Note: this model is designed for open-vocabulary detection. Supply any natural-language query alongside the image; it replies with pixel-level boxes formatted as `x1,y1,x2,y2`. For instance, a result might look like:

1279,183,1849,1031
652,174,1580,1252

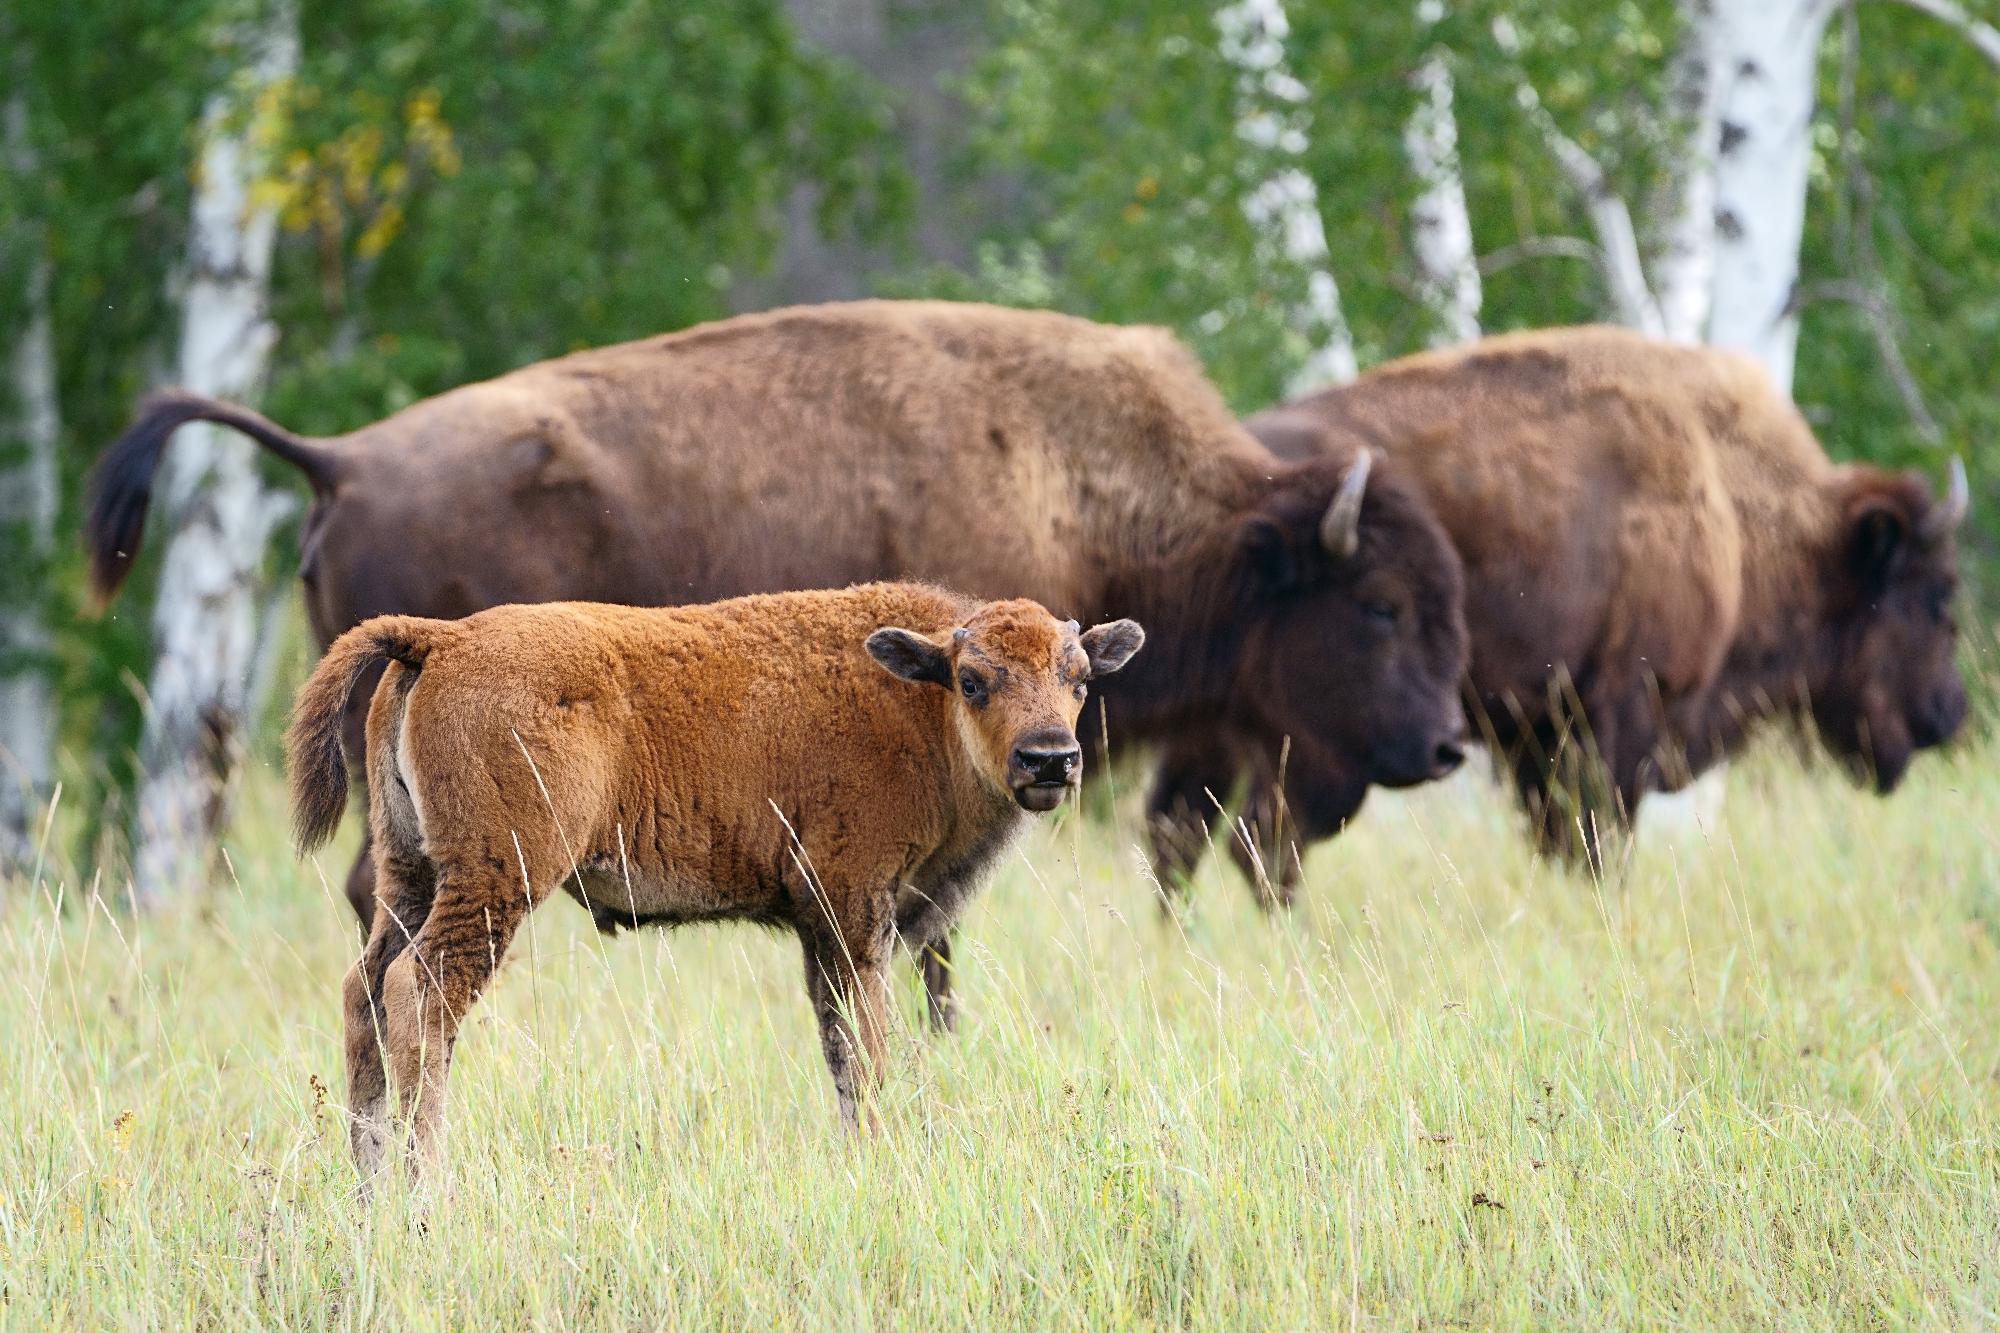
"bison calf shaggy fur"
286,583,1142,1179
1238,326,1970,872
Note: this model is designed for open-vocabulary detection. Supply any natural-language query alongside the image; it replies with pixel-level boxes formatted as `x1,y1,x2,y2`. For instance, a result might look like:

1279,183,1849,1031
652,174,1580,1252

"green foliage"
942,0,1997,587
0,0,912,849
1796,2,2000,590
934,0,1690,409
265,0,912,433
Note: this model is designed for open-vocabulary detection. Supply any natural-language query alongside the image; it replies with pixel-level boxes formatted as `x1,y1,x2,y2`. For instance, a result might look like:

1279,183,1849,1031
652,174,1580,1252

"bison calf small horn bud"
1319,448,1374,559
1921,454,1970,545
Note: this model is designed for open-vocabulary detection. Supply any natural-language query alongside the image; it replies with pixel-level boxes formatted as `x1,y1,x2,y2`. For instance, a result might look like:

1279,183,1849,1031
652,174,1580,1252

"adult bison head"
1813,456,1971,791
1229,448,1470,837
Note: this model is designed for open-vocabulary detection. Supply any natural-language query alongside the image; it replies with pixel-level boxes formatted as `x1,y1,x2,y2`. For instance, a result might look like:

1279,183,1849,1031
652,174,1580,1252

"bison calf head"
1815,456,1971,791
1233,449,1470,834
868,601,1145,811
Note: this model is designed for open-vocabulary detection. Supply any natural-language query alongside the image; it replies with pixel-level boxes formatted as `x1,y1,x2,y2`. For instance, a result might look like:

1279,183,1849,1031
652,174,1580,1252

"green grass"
3,734,1998,1329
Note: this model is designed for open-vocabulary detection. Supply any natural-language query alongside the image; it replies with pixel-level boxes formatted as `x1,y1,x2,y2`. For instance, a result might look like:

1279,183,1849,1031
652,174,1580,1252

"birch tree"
0,77,60,874
1650,0,1725,344
1217,0,1357,389
1404,0,1481,346
127,1,298,906
1704,0,1839,392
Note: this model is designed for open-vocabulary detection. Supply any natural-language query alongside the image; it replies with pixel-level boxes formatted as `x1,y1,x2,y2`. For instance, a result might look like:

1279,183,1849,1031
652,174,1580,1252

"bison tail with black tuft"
84,390,345,606
285,616,444,854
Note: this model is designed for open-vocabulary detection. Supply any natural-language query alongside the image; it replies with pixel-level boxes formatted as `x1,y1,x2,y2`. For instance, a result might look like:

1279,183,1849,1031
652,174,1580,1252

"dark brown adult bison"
88,300,1470,928
1165,325,1969,887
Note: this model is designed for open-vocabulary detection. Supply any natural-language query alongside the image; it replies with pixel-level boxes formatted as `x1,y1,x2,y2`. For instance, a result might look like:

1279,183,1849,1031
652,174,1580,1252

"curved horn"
1319,448,1374,559
1922,454,1969,543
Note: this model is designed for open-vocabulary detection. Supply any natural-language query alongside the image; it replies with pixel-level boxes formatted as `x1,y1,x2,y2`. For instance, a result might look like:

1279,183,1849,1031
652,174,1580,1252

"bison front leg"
800,921,894,1133
1509,691,1655,878
1145,734,1240,904
1227,769,1304,911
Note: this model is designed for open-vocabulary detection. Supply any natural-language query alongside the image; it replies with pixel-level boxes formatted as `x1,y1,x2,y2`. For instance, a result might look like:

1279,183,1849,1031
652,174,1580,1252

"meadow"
4,722,1997,1328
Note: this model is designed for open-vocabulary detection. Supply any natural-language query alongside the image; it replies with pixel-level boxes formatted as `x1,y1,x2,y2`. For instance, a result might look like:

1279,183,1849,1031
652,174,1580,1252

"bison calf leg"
344,846,437,1185
1145,737,1239,903
801,929,893,1133
920,936,956,1035
378,877,532,1179
343,828,379,940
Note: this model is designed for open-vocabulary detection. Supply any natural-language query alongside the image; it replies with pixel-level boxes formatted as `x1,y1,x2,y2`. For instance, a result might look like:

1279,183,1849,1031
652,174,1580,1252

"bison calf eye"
1362,598,1399,626
959,669,987,703
1072,683,1087,702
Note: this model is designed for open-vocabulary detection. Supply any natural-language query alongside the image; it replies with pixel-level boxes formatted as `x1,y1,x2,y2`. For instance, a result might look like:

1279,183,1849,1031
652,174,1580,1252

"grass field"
4,724,1998,1328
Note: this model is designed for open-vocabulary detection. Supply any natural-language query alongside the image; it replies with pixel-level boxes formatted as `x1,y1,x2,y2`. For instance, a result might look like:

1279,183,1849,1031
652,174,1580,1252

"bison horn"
1923,454,1969,543
1319,448,1374,560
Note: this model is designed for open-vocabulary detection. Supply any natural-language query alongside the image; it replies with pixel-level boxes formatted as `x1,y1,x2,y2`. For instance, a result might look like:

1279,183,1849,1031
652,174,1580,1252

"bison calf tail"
286,616,445,854
85,390,343,606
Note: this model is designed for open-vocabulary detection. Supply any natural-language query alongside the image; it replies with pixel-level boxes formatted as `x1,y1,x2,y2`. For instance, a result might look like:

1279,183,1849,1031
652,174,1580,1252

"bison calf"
286,583,1142,1180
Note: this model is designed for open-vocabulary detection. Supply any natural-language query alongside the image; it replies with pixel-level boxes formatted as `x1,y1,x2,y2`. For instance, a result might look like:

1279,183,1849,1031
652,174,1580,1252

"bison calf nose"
1433,740,1466,776
1014,745,1082,784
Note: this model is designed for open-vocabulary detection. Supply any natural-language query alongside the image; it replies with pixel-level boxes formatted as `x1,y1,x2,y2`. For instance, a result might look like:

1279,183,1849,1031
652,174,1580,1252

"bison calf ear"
866,628,953,688
1081,619,1145,677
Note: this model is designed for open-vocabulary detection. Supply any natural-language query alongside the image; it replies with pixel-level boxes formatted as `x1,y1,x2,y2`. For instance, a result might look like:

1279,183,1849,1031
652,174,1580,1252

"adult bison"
1166,325,1968,886
88,300,1469,927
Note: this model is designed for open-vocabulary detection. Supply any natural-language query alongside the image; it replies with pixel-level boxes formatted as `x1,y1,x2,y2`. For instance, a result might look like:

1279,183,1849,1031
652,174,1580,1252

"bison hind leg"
345,838,438,1187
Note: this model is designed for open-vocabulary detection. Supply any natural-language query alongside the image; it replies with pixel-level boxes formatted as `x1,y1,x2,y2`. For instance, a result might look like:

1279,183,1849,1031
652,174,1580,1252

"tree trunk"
0,88,60,876
127,3,299,907
1651,0,1725,344
1404,7,1480,347
1217,0,1358,390
1707,0,1836,392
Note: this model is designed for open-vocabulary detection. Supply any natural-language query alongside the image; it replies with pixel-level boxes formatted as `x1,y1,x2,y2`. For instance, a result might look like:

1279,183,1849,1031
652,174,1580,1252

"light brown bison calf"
286,583,1142,1179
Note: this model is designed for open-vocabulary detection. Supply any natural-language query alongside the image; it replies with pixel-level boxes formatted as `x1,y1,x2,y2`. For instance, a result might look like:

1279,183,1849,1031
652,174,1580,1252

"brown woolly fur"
285,582,1143,1182
1233,325,1968,873
90,299,1468,928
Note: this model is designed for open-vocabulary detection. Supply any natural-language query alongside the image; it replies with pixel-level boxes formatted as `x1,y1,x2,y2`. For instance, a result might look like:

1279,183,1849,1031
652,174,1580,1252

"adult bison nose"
1911,689,1966,750
1011,737,1082,811
1432,740,1466,777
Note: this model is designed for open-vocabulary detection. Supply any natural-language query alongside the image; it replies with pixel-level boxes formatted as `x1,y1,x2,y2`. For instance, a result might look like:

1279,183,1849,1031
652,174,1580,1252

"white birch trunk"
1217,0,1358,391
1651,0,1725,344
1,89,60,875
1404,4,1481,348
128,4,298,907
1706,0,1836,393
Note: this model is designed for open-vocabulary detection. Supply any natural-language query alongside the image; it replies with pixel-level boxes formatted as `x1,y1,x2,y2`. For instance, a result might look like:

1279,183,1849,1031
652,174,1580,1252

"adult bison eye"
1362,598,1399,626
